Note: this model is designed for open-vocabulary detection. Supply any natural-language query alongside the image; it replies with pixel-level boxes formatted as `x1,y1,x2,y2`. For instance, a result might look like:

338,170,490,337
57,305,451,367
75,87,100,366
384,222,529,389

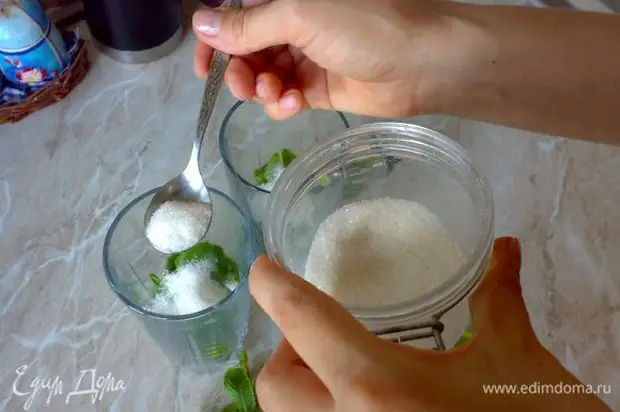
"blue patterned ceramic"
0,0,68,85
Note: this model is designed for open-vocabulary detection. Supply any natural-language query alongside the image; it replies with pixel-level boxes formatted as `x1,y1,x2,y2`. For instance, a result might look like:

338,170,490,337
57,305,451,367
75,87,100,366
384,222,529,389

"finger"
234,47,288,74
192,1,297,55
249,256,378,388
257,340,333,412
469,237,538,347
194,42,213,79
226,57,256,100
255,72,283,103
264,89,306,120
238,50,269,73
269,49,295,79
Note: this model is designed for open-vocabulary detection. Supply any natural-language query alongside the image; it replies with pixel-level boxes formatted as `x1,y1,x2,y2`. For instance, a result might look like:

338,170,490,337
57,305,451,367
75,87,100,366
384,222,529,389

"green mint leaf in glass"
175,242,219,267
223,366,257,412
165,252,179,273
280,148,297,167
253,149,298,186
174,242,240,288
149,272,163,293
202,341,233,361
317,175,331,187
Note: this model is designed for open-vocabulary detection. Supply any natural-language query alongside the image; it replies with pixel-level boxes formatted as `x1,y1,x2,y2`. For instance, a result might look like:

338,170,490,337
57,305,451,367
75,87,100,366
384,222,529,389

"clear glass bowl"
103,187,261,373
263,122,494,348
219,100,350,225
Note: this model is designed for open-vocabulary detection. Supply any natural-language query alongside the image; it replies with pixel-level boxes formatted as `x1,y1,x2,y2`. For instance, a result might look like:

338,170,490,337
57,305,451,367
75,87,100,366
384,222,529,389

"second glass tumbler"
219,100,350,225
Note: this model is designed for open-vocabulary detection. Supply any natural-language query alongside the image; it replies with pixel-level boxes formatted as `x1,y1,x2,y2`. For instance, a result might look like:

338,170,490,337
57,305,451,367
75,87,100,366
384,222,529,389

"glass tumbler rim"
218,99,351,194
263,121,494,322
102,186,254,322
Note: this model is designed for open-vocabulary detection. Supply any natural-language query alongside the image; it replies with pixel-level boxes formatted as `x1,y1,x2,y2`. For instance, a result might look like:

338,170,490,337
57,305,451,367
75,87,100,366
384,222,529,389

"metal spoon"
144,40,236,253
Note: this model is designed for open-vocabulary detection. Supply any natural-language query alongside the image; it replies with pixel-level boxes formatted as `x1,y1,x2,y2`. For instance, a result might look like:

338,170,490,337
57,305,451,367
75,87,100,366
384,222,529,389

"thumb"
469,237,539,347
192,0,294,55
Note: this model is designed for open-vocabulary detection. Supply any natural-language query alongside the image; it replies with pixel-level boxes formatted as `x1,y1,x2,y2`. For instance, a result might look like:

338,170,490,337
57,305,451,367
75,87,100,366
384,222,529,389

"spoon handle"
194,50,229,146
192,0,241,161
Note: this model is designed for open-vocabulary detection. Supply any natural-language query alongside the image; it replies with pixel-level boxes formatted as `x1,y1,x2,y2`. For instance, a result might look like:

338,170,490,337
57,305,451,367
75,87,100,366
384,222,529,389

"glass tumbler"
103,187,260,373
219,100,350,226
263,123,494,349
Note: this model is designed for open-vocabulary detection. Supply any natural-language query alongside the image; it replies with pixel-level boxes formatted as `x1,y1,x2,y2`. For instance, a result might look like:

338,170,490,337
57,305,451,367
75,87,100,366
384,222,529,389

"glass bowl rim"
102,186,255,321
218,100,351,194
263,121,494,320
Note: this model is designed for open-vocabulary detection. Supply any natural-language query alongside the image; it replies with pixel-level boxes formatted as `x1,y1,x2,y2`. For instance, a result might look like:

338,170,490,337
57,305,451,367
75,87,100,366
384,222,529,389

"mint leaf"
280,148,297,167
223,367,257,412
174,242,240,288
149,273,163,293
221,351,258,412
202,341,233,361
239,351,249,374
175,242,219,267
253,165,269,186
165,253,179,273
221,403,240,412
253,149,298,186
317,175,331,187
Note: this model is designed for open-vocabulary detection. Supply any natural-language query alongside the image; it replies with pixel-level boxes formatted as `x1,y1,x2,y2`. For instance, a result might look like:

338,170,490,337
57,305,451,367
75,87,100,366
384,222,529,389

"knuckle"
280,0,309,44
227,8,252,40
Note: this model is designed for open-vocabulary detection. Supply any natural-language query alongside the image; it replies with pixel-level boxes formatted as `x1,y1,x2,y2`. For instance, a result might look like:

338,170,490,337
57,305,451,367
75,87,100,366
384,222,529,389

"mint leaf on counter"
253,149,298,186
221,351,259,412
223,368,256,411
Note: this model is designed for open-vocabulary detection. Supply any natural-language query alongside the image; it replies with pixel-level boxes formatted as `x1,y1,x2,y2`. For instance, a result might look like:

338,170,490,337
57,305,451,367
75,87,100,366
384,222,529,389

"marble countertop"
2,16,619,412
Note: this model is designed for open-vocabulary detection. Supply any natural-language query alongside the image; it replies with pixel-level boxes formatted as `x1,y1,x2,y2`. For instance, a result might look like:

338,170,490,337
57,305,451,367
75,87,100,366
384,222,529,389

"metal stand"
374,318,446,350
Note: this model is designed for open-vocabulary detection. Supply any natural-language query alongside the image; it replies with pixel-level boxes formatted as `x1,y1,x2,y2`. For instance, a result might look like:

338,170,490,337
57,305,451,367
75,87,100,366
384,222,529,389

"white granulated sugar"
149,260,230,316
304,198,465,307
146,200,211,253
258,164,285,192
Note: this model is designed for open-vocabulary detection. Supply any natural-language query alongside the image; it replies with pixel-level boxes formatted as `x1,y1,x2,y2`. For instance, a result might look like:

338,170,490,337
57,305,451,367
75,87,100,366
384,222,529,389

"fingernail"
279,93,297,110
193,10,221,35
256,79,266,99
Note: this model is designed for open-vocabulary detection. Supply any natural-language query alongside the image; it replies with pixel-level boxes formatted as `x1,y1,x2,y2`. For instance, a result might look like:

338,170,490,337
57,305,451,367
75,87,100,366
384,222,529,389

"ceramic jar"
0,0,68,85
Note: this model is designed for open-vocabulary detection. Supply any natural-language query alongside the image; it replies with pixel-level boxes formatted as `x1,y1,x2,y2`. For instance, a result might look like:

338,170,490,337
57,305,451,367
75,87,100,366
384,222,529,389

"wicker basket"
0,38,90,125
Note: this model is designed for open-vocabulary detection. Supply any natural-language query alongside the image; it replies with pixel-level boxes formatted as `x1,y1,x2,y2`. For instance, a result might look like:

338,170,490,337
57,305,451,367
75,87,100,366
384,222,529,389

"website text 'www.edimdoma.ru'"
482,382,612,396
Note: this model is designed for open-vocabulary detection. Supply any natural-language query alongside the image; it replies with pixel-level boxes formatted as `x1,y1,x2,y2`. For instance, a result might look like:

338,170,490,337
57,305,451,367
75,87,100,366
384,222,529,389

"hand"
248,238,611,412
192,0,454,120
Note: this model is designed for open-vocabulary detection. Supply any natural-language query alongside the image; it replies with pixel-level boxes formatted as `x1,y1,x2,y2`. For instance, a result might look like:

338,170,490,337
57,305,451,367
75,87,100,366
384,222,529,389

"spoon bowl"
144,162,213,237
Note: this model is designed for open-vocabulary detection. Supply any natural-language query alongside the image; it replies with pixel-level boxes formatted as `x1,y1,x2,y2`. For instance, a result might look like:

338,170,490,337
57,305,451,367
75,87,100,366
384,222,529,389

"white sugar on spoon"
145,200,212,253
